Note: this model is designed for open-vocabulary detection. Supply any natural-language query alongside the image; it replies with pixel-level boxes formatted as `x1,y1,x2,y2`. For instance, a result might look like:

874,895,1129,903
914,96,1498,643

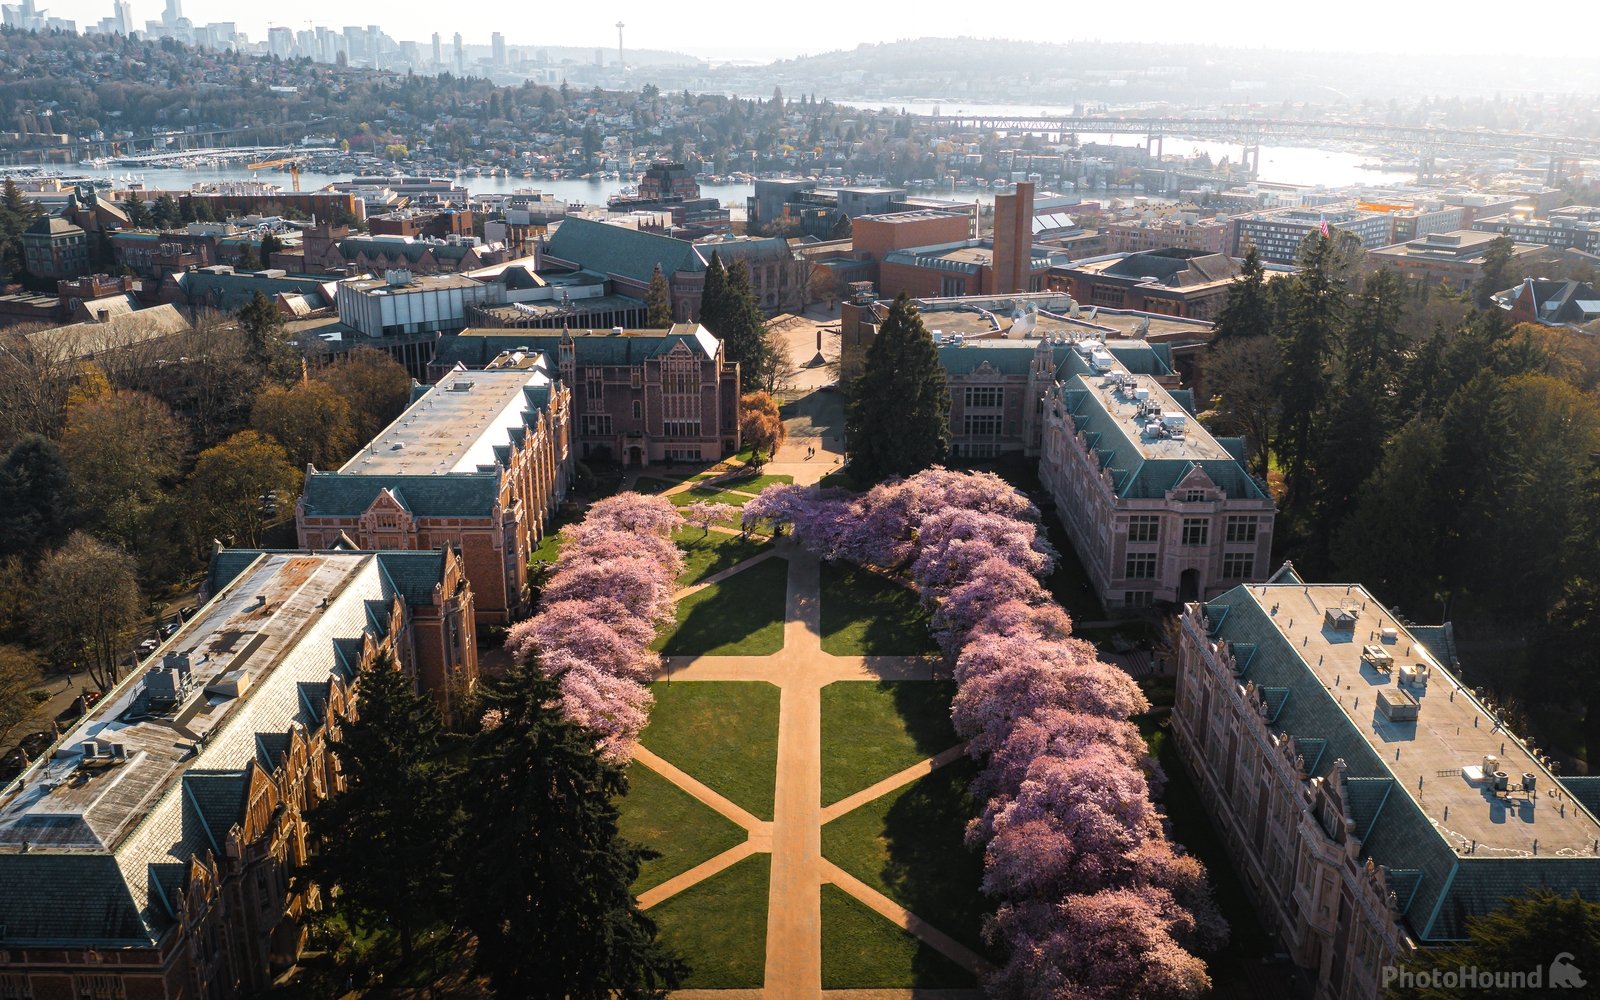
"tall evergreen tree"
1389,891,1600,1000
237,290,296,383
1473,233,1516,310
0,435,77,558
720,260,770,391
1209,244,1274,346
121,191,152,229
697,251,728,332
645,263,673,327
454,664,686,998
308,649,455,963
1276,230,1357,504
845,294,950,482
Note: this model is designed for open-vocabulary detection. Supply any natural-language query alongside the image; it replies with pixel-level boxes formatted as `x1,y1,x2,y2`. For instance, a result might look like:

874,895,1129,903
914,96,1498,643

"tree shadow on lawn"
656,557,789,656
889,680,959,759
820,562,940,656
873,757,993,964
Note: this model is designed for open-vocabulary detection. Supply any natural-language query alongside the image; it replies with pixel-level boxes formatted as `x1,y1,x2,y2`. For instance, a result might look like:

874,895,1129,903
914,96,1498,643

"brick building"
1174,571,1600,1000
368,207,475,241
1367,231,1544,288
0,548,475,999
298,362,573,625
20,215,90,280
1049,248,1249,320
1105,215,1229,255
1040,337,1273,608
428,325,741,467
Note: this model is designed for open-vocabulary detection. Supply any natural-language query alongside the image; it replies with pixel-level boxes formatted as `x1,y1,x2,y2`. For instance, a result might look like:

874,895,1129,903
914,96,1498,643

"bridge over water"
912,115,1600,180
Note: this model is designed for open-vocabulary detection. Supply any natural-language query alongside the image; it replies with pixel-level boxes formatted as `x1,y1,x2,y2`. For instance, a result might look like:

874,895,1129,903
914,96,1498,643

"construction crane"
245,156,302,192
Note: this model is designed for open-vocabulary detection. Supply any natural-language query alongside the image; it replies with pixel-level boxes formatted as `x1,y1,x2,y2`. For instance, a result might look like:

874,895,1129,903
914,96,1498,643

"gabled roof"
301,472,500,518
433,326,721,370
544,216,704,284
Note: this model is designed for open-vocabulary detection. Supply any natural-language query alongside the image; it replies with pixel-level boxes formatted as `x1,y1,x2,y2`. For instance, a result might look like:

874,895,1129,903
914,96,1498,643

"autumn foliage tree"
739,391,786,462
745,470,1224,998
30,532,142,692
184,430,300,549
314,346,414,444
250,379,358,470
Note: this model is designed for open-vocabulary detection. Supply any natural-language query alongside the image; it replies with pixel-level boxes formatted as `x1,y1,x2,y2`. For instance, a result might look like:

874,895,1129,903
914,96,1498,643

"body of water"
835,97,1409,189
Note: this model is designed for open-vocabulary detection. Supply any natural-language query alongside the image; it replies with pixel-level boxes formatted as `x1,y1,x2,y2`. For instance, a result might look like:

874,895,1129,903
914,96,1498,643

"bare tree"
1199,336,1282,479
0,645,47,750
30,532,142,692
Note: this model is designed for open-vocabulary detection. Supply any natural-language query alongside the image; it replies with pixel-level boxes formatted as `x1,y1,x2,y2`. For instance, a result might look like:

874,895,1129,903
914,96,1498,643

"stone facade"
1039,341,1273,608
427,327,741,468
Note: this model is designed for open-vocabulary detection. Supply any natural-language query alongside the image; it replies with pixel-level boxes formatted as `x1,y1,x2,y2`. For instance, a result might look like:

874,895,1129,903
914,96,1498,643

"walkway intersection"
637,541,987,998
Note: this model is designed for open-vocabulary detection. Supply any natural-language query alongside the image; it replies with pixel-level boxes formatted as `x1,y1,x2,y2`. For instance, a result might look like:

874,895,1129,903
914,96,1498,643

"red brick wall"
853,213,971,261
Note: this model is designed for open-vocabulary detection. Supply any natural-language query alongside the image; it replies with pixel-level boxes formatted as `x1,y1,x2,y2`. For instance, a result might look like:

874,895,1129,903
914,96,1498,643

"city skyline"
28,0,1600,60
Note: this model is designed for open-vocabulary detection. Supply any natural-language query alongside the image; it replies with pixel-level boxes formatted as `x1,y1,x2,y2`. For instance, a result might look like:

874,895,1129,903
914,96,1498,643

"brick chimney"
991,181,1034,295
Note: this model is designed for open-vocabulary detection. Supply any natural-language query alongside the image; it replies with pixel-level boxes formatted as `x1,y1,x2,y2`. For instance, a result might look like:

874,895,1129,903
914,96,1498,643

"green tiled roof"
0,855,148,945
1558,777,1600,817
1205,586,1600,945
302,472,500,517
545,216,704,284
183,771,247,854
375,550,447,606
433,329,715,369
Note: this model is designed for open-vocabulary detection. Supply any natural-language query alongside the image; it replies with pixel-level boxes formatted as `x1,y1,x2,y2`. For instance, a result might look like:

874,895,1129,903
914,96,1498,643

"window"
1123,591,1154,608
1183,489,1208,502
940,275,966,297
631,369,642,389
1181,518,1209,546
664,420,699,438
632,400,642,420
585,372,603,405
1226,516,1258,543
1127,515,1160,543
582,414,612,436
964,386,1003,408
1223,553,1255,579
1125,553,1157,579
963,414,1002,436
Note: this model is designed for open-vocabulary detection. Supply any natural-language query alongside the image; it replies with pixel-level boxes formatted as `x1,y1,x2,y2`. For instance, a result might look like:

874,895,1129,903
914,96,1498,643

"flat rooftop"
341,272,483,294
0,552,371,854
900,295,1211,341
859,209,969,223
1070,358,1233,462
1247,583,1600,857
342,363,552,476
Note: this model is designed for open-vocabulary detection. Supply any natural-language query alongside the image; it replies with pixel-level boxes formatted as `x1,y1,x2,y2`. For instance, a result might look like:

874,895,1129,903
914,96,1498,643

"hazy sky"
43,0,1595,60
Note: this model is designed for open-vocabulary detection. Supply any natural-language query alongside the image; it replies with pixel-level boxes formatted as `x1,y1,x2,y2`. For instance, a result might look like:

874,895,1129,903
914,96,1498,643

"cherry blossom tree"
545,558,677,626
987,889,1211,1000
684,500,738,536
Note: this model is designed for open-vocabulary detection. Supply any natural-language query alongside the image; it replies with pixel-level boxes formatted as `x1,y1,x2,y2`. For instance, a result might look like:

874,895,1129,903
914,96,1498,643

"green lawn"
820,681,959,806
529,524,568,565
640,681,781,821
668,485,766,508
821,758,989,955
820,884,978,989
648,853,770,989
673,528,775,586
654,557,789,656
819,562,939,656
617,763,748,893
816,469,860,492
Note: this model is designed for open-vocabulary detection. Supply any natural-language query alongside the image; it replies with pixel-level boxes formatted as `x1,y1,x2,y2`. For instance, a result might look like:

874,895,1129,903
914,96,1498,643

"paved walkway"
638,541,989,998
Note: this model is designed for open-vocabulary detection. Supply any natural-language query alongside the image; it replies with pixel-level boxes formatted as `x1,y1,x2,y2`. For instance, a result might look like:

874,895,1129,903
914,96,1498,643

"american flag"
1319,216,1330,238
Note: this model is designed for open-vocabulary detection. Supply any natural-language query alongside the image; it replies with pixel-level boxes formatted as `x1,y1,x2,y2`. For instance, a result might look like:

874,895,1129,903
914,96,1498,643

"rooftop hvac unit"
1324,608,1358,632
1361,645,1394,671
1376,688,1419,722
1399,663,1431,689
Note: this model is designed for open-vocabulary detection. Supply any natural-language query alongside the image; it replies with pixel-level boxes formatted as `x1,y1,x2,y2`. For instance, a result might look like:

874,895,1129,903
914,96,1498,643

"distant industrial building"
1367,230,1544,288
1228,206,1394,264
